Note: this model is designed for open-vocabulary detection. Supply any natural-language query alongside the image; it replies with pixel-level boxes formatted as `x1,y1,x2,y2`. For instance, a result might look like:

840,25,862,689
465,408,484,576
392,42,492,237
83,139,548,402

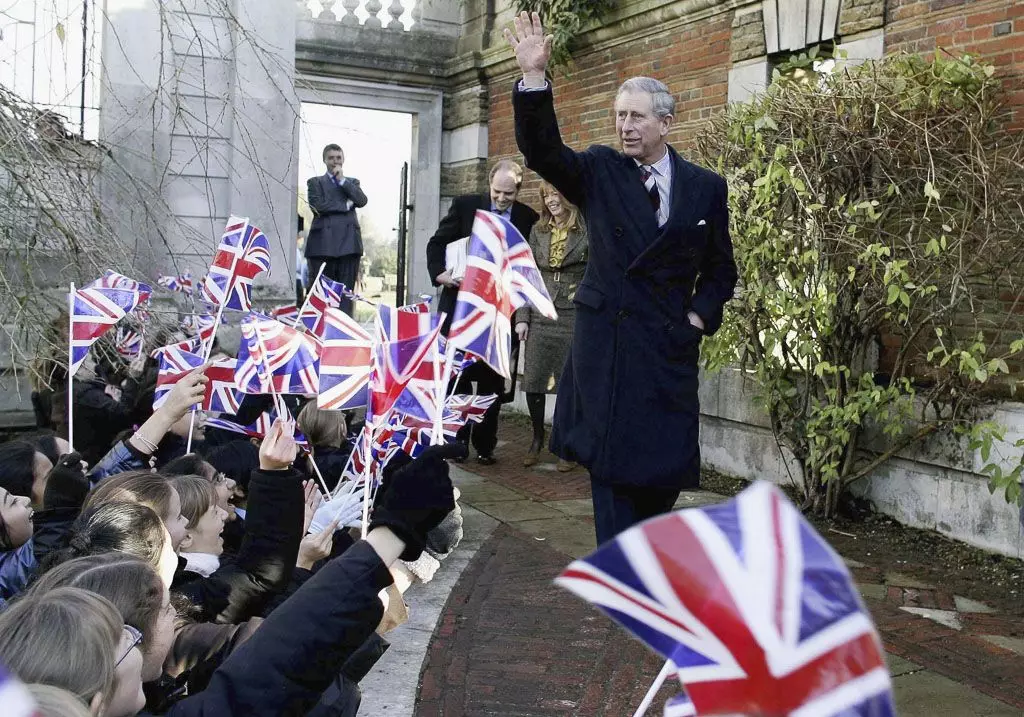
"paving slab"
471,499,566,523
456,481,526,504
858,583,888,600
900,606,963,631
884,571,937,590
980,634,1024,657
954,595,998,613
886,653,923,677
892,669,1021,716
542,498,595,517
673,490,728,509
510,516,597,559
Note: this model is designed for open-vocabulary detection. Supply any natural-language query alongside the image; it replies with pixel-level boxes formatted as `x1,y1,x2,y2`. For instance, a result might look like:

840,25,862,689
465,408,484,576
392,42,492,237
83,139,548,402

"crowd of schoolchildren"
0,314,466,716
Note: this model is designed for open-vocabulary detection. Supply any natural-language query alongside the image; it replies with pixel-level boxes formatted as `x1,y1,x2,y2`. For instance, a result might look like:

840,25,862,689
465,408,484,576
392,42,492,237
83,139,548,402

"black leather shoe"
477,454,497,466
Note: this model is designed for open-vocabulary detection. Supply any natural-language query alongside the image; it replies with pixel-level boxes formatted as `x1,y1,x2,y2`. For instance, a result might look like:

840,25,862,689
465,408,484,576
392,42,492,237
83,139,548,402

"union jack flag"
337,281,376,307
448,211,555,379
339,428,375,486
86,271,152,295
181,312,219,337
115,325,144,358
157,272,194,295
383,393,496,460
237,315,320,396
153,346,204,410
271,304,301,327
367,304,443,427
203,356,242,414
199,217,271,311
316,307,372,411
300,274,345,334
663,693,696,717
204,411,310,452
556,482,895,717
69,277,151,376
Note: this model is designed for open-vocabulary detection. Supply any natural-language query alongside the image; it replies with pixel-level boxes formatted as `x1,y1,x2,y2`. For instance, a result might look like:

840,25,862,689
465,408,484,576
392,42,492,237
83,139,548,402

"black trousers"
308,255,360,316
453,361,504,457
590,479,681,545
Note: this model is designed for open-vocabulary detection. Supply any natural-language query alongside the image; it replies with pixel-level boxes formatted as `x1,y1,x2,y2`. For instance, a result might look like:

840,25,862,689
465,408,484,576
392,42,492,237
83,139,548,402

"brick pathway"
414,417,1024,715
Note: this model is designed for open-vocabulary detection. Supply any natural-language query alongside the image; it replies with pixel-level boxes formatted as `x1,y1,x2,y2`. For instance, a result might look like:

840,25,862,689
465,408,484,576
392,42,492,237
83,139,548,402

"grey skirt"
521,309,575,394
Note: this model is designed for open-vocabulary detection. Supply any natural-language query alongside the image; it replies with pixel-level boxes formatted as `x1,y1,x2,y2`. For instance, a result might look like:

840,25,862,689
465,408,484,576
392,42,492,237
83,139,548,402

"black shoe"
477,454,497,466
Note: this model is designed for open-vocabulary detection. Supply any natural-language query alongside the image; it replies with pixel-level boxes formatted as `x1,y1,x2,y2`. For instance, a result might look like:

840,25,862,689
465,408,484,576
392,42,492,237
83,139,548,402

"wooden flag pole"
632,659,674,717
67,282,76,451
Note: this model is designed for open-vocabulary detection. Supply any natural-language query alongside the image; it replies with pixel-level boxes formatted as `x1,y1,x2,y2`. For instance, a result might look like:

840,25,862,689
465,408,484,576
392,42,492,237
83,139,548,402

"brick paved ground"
414,416,1024,715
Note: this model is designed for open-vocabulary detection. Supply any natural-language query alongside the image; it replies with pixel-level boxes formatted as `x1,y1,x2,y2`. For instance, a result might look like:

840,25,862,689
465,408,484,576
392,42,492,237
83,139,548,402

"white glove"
309,488,365,534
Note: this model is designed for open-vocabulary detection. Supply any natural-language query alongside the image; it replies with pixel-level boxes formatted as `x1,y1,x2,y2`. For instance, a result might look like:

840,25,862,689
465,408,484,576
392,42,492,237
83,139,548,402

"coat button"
617,309,630,320
613,226,624,237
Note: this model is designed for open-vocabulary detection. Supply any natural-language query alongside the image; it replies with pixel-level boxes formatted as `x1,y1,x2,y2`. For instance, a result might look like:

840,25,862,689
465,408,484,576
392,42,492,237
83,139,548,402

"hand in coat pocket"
515,322,529,341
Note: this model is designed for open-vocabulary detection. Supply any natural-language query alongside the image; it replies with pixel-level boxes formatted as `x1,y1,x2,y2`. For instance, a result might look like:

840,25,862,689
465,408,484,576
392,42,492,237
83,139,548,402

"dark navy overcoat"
513,84,738,489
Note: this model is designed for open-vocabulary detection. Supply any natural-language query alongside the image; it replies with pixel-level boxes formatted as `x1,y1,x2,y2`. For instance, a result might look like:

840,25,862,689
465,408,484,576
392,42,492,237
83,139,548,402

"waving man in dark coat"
505,13,738,544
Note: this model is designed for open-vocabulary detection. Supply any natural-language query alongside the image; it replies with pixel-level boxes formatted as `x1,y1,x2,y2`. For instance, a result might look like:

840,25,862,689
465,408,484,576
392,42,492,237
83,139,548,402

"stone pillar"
98,0,296,303
439,84,489,220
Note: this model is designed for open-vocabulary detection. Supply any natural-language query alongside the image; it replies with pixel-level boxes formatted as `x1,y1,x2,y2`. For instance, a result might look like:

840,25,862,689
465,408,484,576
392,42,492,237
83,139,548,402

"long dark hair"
0,440,40,498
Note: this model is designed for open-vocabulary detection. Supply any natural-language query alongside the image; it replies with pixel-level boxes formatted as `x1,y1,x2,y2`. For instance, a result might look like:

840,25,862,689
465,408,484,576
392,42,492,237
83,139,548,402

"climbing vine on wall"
512,0,617,69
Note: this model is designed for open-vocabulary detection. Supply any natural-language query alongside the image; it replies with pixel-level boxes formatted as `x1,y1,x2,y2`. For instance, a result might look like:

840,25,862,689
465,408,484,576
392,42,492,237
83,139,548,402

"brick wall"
886,0,1024,129
486,9,732,207
479,0,1023,378
884,0,1024,379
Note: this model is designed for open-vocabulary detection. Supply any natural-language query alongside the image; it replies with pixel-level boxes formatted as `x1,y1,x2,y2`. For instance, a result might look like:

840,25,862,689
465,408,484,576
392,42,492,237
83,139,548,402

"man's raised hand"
503,11,552,87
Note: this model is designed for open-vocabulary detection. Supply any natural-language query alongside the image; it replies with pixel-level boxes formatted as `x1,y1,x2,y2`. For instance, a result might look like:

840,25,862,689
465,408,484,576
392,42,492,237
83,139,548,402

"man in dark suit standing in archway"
506,13,738,544
305,143,368,316
426,159,540,464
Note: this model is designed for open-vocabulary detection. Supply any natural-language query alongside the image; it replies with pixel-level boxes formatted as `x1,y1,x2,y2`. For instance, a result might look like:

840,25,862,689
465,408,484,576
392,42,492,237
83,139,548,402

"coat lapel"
563,226,585,264
609,153,659,260
629,148,709,270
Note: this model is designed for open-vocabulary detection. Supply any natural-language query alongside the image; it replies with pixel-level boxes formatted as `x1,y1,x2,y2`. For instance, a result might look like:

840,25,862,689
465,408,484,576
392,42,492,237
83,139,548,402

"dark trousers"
590,479,681,545
453,361,504,457
308,255,360,316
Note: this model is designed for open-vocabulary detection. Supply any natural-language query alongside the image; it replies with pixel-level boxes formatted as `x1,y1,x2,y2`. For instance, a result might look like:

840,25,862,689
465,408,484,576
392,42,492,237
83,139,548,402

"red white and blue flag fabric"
115,325,144,358
153,346,204,410
556,482,895,717
199,217,271,312
271,304,301,327
69,275,151,376
236,315,320,396
316,307,372,411
382,393,496,462
86,271,152,295
300,274,345,334
367,304,443,427
662,692,696,717
203,357,242,414
448,211,556,379
158,272,194,295
204,412,310,452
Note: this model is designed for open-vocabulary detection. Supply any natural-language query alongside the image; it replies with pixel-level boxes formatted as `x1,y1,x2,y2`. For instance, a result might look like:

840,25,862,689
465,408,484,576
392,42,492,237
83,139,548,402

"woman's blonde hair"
297,401,347,448
26,684,93,717
168,474,215,527
84,471,177,522
538,181,581,231
0,587,121,708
